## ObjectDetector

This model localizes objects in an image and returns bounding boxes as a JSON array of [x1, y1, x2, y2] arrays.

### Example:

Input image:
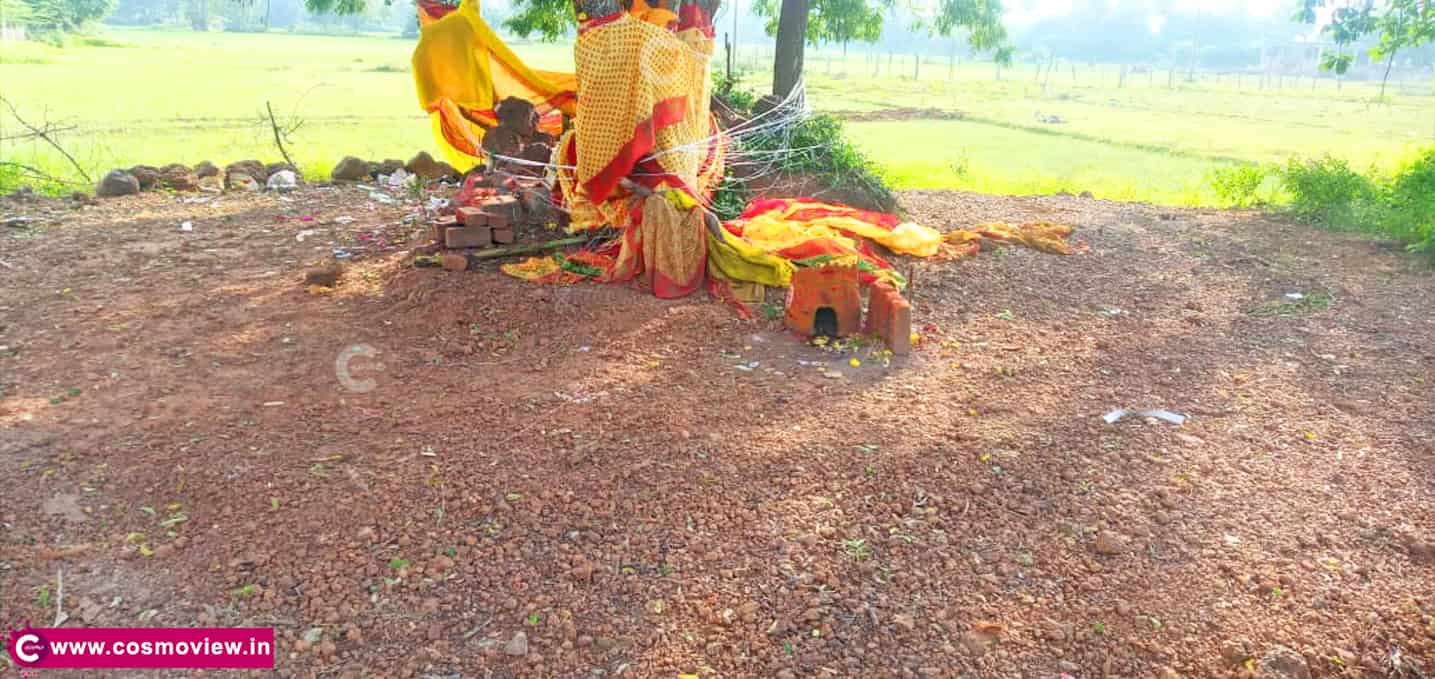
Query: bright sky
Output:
[[1004, 0, 1292, 27]]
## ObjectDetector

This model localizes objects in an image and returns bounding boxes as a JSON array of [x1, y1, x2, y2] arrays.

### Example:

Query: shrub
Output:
[[1208, 164, 1266, 208], [738, 112, 896, 212], [1275, 147, 1435, 261], [1384, 148, 1435, 254], [1279, 155, 1380, 229]]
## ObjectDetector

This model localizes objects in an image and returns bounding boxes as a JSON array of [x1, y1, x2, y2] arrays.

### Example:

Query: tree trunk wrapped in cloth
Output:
[[551, 0, 726, 298]]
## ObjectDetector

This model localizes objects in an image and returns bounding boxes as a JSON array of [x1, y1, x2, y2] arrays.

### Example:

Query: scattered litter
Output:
[[179, 221, 193, 232], [295, 229, 316, 242], [1285, 292, 1305, 301], [262, 401, 286, 407], [426, 196, 450, 212], [734, 361, 760, 371], [368, 192, 395, 204], [333, 216, 356, 225], [332, 249, 353, 260], [1102, 408, 1188, 425], [577, 346, 591, 353], [266, 170, 299, 192], [384, 169, 414, 188]]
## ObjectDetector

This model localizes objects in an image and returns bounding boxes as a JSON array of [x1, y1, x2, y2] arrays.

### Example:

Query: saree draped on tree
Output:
[[411, 0, 577, 171], [550, 6, 726, 297]]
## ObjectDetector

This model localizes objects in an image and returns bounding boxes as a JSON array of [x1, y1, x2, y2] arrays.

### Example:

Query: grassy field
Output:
[[2, 28, 1432, 206]]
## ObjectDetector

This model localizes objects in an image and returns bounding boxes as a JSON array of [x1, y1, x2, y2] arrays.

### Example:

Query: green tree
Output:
[[19, 0, 117, 31], [752, 0, 885, 55], [1297, 0, 1435, 99]]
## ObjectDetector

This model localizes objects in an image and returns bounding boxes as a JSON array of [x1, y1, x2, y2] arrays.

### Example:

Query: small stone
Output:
[[405, 151, 449, 180], [1058, 660, 1080, 673], [331, 156, 370, 182], [159, 163, 198, 191], [1155, 666, 1180, 679], [227, 172, 260, 192], [776, 671, 796, 679], [96, 170, 140, 197], [504, 631, 528, 657], [194, 161, 220, 178], [892, 614, 916, 632], [266, 170, 299, 192], [128, 165, 161, 190], [304, 264, 344, 288], [1220, 639, 1249, 666], [302, 627, 324, 644], [1094, 531, 1127, 555], [1258, 645, 1310, 679]]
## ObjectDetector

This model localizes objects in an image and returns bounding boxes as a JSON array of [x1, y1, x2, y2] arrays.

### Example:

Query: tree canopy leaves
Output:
[[1297, 0, 1435, 74]]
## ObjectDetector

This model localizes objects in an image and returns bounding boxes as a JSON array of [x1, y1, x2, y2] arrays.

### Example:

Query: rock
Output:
[[481, 126, 522, 159], [495, 96, 539, 138], [305, 264, 344, 287], [1259, 645, 1311, 679], [96, 169, 140, 197], [194, 161, 220, 178], [264, 162, 297, 180], [1094, 531, 1127, 555], [892, 614, 916, 632], [375, 158, 404, 176], [198, 175, 223, 192], [302, 627, 324, 644], [128, 165, 162, 190], [1406, 538, 1435, 563], [1220, 639, 1249, 665], [331, 156, 370, 182], [405, 151, 448, 180], [504, 631, 528, 657], [434, 161, 460, 181], [1080, 190, 1094, 199], [227, 172, 261, 192], [225, 160, 265, 185], [1058, 660, 1080, 673], [266, 170, 299, 192], [159, 164, 199, 191]]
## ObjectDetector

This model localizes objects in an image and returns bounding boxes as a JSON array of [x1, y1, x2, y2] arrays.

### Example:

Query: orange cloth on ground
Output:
[[411, 0, 577, 171]]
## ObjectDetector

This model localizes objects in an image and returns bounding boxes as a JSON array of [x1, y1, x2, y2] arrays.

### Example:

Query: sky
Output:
[[1003, 0, 1293, 26]]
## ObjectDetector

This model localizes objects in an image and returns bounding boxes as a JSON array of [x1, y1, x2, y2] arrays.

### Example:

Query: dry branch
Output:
[[0, 96, 91, 183], [265, 101, 297, 169]]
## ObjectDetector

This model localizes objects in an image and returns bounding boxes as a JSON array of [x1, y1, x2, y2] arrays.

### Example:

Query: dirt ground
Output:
[[2, 183, 1434, 679]]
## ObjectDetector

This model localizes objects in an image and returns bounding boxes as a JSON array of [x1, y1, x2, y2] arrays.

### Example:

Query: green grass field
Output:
[[2, 28, 1432, 206]]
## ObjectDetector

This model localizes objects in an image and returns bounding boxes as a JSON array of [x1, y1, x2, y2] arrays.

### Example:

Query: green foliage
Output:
[[18, 0, 118, 31], [1279, 155, 1379, 227], [738, 112, 896, 212], [1278, 148, 1435, 260], [713, 68, 757, 114], [1207, 164, 1267, 208], [1298, 0, 1435, 81], [499, 0, 572, 40], [753, 0, 885, 48]]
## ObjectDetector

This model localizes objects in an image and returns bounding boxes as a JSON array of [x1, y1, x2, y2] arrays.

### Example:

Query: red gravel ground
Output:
[[1, 184, 1433, 679]]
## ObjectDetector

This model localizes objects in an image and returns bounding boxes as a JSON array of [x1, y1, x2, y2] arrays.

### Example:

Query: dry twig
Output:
[[0, 96, 91, 183]]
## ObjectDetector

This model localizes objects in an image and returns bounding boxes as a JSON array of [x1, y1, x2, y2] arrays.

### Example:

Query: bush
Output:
[[1384, 148, 1435, 254], [1208, 164, 1266, 208], [737, 112, 896, 213], [1279, 155, 1380, 228], [1276, 148, 1435, 260]]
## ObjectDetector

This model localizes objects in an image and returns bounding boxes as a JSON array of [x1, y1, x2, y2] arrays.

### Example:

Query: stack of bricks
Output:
[[864, 283, 912, 356], [432, 195, 522, 251]]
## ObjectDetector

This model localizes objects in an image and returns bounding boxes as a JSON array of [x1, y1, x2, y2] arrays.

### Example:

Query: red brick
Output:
[[885, 295, 912, 355], [785, 265, 862, 337], [440, 253, 470, 272], [491, 226, 515, 245], [456, 206, 488, 228], [864, 284, 894, 336], [445, 226, 492, 249], [484, 211, 511, 229]]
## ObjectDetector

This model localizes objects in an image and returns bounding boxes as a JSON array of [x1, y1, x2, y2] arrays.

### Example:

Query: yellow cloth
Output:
[[572, 13, 714, 201], [707, 226, 793, 289], [411, 0, 577, 170], [630, 0, 679, 28], [739, 210, 943, 258]]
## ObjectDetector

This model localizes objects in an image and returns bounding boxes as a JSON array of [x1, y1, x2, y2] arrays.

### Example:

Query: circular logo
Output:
[[335, 344, 382, 393], [10, 629, 48, 666]]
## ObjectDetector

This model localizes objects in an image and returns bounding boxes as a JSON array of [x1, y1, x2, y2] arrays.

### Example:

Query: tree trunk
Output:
[[1379, 49, 1396, 100], [771, 0, 808, 98]]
